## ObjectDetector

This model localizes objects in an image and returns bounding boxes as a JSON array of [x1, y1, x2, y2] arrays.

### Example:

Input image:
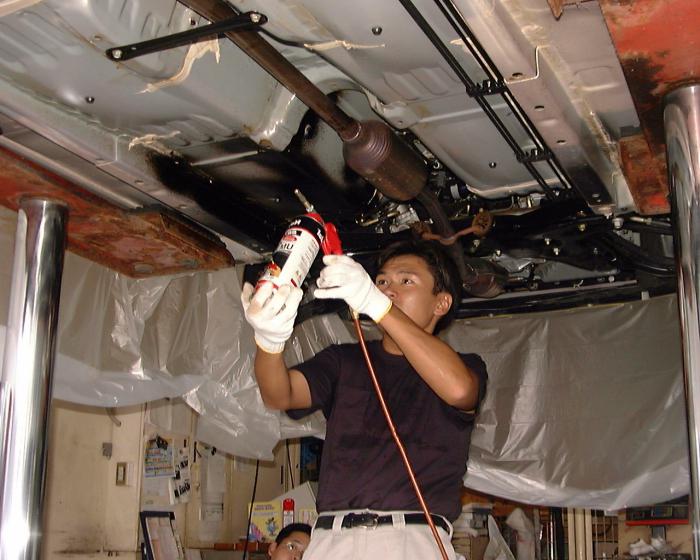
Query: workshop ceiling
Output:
[[0, 0, 693, 315]]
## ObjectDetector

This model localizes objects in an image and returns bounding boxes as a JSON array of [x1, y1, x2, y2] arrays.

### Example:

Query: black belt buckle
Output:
[[345, 512, 379, 529]]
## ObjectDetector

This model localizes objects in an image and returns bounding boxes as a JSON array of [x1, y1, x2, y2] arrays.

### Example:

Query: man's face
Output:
[[268, 530, 310, 560], [375, 254, 451, 332]]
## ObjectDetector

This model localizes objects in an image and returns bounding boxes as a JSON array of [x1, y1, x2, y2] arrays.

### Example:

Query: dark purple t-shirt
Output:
[[287, 341, 488, 521]]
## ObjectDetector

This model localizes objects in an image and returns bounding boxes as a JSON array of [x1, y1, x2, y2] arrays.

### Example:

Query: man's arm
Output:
[[254, 350, 312, 410], [241, 281, 312, 411], [313, 254, 482, 411], [379, 307, 481, 410]]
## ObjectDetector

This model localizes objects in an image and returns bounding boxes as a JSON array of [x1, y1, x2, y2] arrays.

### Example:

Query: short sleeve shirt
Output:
[[287, 341, 488, 521]]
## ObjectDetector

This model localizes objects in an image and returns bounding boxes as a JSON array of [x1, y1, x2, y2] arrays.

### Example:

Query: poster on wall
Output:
[[145, 436, 175, 478], [142, 436, 191, 507]]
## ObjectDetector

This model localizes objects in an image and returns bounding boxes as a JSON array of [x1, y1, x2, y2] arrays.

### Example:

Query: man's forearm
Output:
[[379, 307, 480, 409]]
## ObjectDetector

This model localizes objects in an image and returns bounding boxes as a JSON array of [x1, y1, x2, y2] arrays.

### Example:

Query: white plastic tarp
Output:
[[445, 295, 689, 509], [0, 206, 690, 507], [0, 207, 350, 459]]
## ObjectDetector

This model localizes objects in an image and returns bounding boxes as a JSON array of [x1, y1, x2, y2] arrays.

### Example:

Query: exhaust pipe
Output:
[[343, 120, 426, 201], [462, 259, 507, 298], [178, 0, 427, 201], [177, 0, 505, 295]]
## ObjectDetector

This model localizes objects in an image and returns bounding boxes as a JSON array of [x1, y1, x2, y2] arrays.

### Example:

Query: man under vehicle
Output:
[[242, 240, 488, 560]]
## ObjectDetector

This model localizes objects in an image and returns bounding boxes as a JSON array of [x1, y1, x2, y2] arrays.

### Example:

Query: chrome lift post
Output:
[[665, 84, 700, 559], [0, 198, 68, 560]]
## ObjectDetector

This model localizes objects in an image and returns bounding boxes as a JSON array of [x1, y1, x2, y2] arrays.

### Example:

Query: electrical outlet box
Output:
[[116, 461, 134, 486]]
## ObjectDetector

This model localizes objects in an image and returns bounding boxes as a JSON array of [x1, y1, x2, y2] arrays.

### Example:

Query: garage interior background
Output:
[[0, 203, 691, 556], [0, 0, 699, 558]]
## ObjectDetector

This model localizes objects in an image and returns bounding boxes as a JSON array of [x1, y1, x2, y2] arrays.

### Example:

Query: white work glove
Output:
[[240, 281, 303, 354], [314, 255, 392, 322]]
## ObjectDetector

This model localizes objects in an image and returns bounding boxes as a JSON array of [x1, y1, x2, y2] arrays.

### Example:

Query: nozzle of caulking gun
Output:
[[294, 188, 315, 213]]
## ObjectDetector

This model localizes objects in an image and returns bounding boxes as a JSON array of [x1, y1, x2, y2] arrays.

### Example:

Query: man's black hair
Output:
[[275, 522, 312, 544], [375, 239, 462, 333]]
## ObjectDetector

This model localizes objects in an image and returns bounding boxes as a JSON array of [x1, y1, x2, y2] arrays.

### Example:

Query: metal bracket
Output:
[[517, 147, 554, 163], [105, 11, 267, 61], [466, 79, 507, 97]]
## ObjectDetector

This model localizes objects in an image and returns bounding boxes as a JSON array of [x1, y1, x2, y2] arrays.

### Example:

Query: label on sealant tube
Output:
[[258, 214, 325, 289]]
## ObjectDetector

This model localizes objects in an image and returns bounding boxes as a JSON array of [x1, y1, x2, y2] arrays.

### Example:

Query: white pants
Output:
[[304, 510, 461, 560]]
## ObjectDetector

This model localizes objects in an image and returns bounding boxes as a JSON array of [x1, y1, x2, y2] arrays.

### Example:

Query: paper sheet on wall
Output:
[[170, 446, 191, 504], [201, 449, 226, 506], [142, 477, 172, 508], [197, 444, 226, 543], [145, 436, 175, 478]]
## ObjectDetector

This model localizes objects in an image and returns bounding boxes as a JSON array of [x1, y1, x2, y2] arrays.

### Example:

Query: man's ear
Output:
[[268, 542, 277, 558], [434, 292, 452, 317]]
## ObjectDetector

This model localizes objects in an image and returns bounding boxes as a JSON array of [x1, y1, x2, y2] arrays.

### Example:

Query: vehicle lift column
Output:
[[0, 198, 68, 560], [665, 84, 700, 559]]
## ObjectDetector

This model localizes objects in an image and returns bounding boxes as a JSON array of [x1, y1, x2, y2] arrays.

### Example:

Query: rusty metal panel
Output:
[[619, 134, 669, 215], [0, 147, 234, 276], [546, 0, 579, 19], [600, 0, 700, 214]]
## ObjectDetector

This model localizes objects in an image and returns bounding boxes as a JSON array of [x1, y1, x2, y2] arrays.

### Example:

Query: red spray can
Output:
[[256, 189, 342, 290]]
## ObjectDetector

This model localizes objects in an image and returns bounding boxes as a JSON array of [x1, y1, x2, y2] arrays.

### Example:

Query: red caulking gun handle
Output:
[[322, 222, 343, 255]]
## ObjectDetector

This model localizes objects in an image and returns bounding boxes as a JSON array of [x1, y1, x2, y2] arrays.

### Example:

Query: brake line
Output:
[[351, 313, 450, 560]]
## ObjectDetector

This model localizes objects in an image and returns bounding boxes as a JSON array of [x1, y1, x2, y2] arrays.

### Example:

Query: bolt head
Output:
[[371, 26, 383, 35], [553, 247, 560, 256], [111, 49, 123, 60], [250, 12, 261, 23], [544, 237, 551, 245], [578, 223, 586, 232]]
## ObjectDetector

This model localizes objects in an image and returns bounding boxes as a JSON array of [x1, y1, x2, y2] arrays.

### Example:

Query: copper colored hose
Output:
[[421, 210, 494, 246], [422, 225, 479, 246], [352, 315, 450, 560]]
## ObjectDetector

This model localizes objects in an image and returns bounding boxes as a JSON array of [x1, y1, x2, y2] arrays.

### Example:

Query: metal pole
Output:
[[0, 198, 68, 560], [665, 83, 700, 560]]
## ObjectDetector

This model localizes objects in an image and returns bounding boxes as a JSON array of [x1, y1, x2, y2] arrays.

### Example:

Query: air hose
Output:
[[352, 312, 450, 560]]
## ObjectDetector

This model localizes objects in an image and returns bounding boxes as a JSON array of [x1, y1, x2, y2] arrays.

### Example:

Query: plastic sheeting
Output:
[[0, 205, 691, 506], [445, 295, 689, 509], [0, 207, 352, 459]]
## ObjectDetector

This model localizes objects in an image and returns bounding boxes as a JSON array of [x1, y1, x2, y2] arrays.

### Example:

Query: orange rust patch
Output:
[[619, 135, 669, 215], [0, 147, 234, 276], [599, 0, 699, 214]]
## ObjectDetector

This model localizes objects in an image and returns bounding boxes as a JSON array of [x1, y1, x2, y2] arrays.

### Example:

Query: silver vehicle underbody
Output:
[[0, 0, 687, 316]]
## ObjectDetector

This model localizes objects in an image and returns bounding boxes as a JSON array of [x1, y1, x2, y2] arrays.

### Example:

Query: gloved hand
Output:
[[314, 255, 392, 322], [241, 281, 303, 354]]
